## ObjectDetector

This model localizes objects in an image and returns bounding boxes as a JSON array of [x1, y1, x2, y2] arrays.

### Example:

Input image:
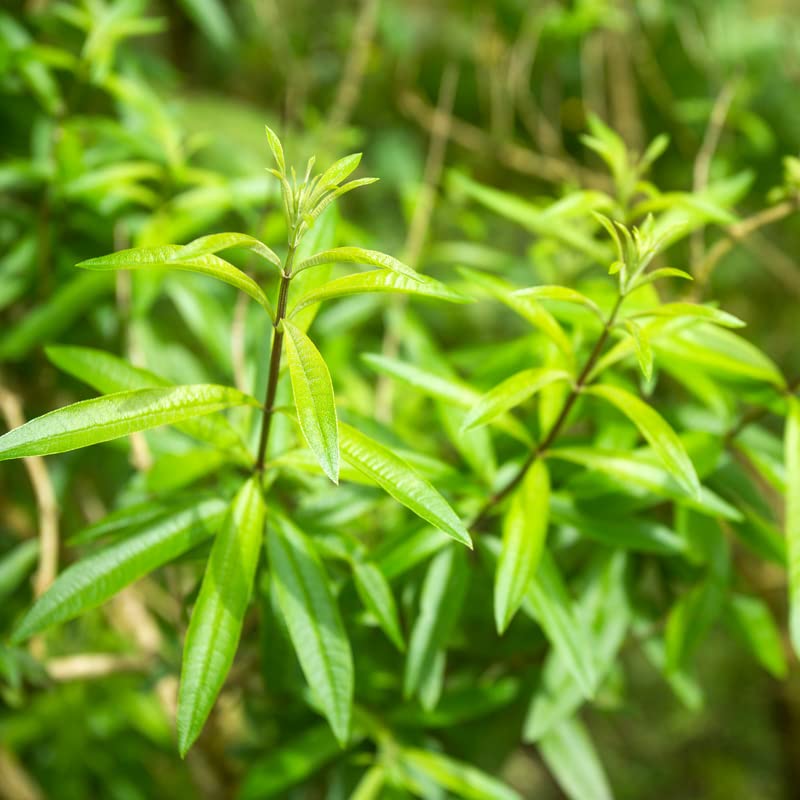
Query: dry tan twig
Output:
[[0, 386, 59, 598], [0, 748, 43, 800], [45, 652, 152, 681]]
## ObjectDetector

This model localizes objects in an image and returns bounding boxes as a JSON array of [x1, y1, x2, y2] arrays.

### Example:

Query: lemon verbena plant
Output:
[[0, 128, 472, 756]]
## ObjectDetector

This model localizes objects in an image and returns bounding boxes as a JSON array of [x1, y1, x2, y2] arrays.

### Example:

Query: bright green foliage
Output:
[[2, 7, 800, 796], [177, 478, 266, 755], [268, 513, 354, 745]]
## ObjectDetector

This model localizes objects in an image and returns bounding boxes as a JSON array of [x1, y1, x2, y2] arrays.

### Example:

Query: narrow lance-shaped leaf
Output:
[[362, 353, 531, 444], [463, 368, 571, 432], [538, 716, 614, 800], [786, 396, 800, 658], [268, 513, 354, 745], [404, 545, 468, 699], [628, 302, 745, 329], [0, 385, 259, 462], [727, 593, 787, 679], [178, 478, 266, 755], [282, 320, 339, 483], [495, 460, 550, 633], [289, 270, 469, 317], [400, 748, 521, 800], [264, 125, 285, 173], [178, 232, 281, 270], [11, 499, 227, 643], [623, 319, 653, 382], [512, 285, 604, 321], [46, 345, 248, 453], [339, 423, 472, 547], [293, 247, 422, 280], [309, 153, 362, 200], [583, 383, 700, 497], [77, 245, 274, 316], [352, 560, 405, 651]]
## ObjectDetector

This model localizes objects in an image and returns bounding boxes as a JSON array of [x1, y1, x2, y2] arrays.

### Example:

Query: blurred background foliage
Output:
[[1, 0, 800, 798]]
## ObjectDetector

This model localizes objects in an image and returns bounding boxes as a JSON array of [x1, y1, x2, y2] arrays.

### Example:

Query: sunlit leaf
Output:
[[268, 513, 353, 744], [495, 460, 550, 633], [294, 247, 421, 280], [339, 423, 472, 547], [282, 320, 339, 483], [584, 384, 700, 497], [11, 499, 227, 642], [177, 478, 266, 755], [0, 385, 257, 461]]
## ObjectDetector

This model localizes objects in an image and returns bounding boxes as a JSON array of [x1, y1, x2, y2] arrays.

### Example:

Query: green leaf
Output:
[[584, 384, 700, 497], [362, 353, 531, 444], [0, 540, 39, 601], [314, 153, 362, 192], [46, 345, 247, 452], [304, 177, 379, 225], [282, 320, 339, 483], [539, 717, 614, 800], [628, 302, 745, 328], [339, 423, 472, 547], [178, 232, 281, 270], [628, 267, 693, 291], [786, 396, 800, 658], [457, 268, 573, 360], [727, 593, 787, 678], [623, 320, 653, 382], [400, 748, 521, 800], [178, 0, 235, 50], [495, 460, 550, 633], [512, 285, 604, 320], [353, 560, 405, 651], [177, 479, 265, 755], [240, 724, 351, 800], [289, 270, 469, 317], [404, 546, 468, 699], [11, 499, 226, 643], [268, 513, 353, 744], [294, 247, 421, 280], [522, 550, 598, 697], [264, 125, 285, 173], [0, 385, 258, 462], [77, 245, 274, 315], [463, 368, 571, 432], [0, 272, 113, 361], [350, 766, 386, 800]]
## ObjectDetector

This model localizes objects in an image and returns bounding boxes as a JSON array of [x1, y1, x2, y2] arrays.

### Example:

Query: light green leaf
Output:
[[353, 560, 405, 651], [512, 285, 604, 320], [240, 724, 351, 800], [523, 550, 598, 697], [339, 423, 472, 547], [11, 499, 227, 642], [178, 232, 281, 270], [786, 396, 800, 658], [401, 747, 521, 800], [628, 302, 745, 328], [463, 368, 571, 432], [282, 320, 339, 483], [457, 268, 573, 360], [0, 272, 113, 362], [362, 353, 531, 444], [309, 155, 362, 203], [77, 245, 274, 315], [46, 345, 247, 452], [350, 766, 386, 800], [268, 513, 353, 744], [177, 479, 266, 755], [495, 460, 550, 633], [0, 385, 258, 461], [623, 320, 653, 382], [584, 384, 700, 497], [404, 546, 468, 699], [628, 267, 693, 291], [539, 717, 614, 800], [294, 247, 421, 280], [264, 125, 285, 173], [305, 178, 379, 225], [289, 270, 468, 317], [727, 593, 787, 678], [0, 539, 39, 601]]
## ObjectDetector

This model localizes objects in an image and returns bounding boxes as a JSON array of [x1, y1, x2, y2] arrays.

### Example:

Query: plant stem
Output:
[[254, 246, 296, 472], [470, 293, 624, 529]]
